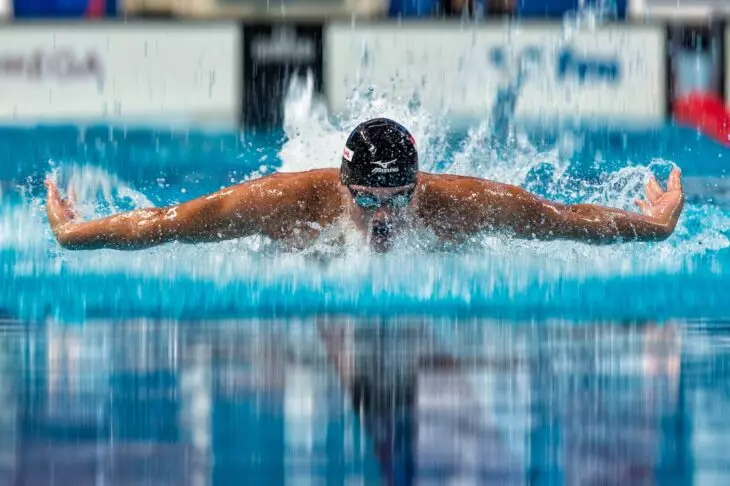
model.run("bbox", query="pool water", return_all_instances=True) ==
[6,316,725,485]
[0,81,730,484]
[1,118,729,322]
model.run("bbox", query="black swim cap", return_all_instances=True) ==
[340,118,418,188]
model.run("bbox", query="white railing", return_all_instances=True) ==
[630,0,730,20]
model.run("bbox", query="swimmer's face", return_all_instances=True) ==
[347,184,416,252]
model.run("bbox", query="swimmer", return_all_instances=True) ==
[46,118,684,253]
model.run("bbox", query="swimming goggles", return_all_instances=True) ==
[348,187,414,209]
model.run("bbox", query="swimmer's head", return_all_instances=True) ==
[340,118,418,188]
[340,118,419,252]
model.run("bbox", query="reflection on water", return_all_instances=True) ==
[0,316,728,485]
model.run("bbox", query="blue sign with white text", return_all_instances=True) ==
[489,46,621,84]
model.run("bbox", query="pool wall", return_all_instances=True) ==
[0,18,726,136]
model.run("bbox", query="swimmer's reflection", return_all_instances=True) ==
[13,318,692,486]
[318,319,685,486]
[319,321,528,485]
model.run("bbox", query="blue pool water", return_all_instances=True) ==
[0,89,730,483]
[0,118,729,322]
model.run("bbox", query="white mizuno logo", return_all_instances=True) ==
[371,159,399,173]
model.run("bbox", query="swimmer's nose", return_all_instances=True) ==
[373,207,392,220]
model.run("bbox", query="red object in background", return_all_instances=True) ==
[673,91,730,147]
[84,0,104,17]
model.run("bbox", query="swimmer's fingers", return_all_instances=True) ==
[646,176,663,203]
[65,186,81,219]
[45,180,66,229]
[44,178,57,193]
[45,179,68,205]
[45,179,78,222]
[634,198,651,215]
[45,178,62,204]
[667,167,683,193]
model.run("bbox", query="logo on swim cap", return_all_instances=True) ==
[371,159,399,174]
[343,146,353,162]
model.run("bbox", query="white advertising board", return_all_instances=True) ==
[0,23,240,124]
[325,23,665,127]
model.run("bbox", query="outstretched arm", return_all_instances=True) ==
[45,171,320,250]
[428,168,684,243]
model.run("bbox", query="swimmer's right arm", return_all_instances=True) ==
[45,173,315,250]
[428,167,685,244]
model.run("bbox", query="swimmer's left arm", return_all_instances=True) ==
[431,168,684,243]
[45,172,323,250]
[44,179,257,250]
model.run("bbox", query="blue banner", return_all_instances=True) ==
[13,0,117,18]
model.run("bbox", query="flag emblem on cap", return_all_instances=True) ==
[343,147,353,161]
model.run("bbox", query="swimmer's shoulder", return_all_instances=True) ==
[256,167,343,213]
[288,168,343,222]
[288,169,342,202]
[416,171,485,197]
[415,171,509,216]
[259,167,340,188]
[304,168,341,188]
[417,171,508,194]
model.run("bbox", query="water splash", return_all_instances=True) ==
[280,71,449,175]
[273,71,730,271]
[563,0,619,38]
[51,163,155,218]
[279,72,342,173]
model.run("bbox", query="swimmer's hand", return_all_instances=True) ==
[633,167,684,231]
[45,179,80,237]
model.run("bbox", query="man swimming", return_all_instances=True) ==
[46,118,684,253]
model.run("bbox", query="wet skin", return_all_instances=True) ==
[45,167,685,252]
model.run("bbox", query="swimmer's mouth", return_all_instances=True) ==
[369,221,394,252]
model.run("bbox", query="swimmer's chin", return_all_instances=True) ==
[368,229,397,253]
[369,237,394,253]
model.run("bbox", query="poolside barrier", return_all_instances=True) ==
[323,22,666,130]
[0,22,241,124]
[0,18,725,140]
